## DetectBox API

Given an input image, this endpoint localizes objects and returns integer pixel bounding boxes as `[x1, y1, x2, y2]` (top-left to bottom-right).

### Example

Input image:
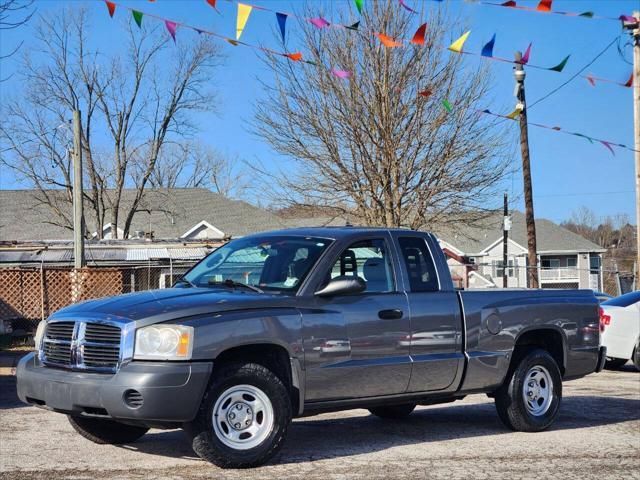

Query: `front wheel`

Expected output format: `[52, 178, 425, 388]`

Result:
[185, 362, 292, 469]
[495, 349, 562, 432]
[67, 416, 148, 444]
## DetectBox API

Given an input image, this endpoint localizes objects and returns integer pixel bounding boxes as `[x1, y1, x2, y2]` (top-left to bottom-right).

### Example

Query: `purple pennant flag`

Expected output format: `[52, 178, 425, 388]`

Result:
[600, 141, 615, 156]
[399, 0, 418, 13]
[619, 14, 638, 23]
[309, 17, 330, 29]
[518, 43, 532, 64]
[165, 20, 177, 42]
[331, 69, 351, 79]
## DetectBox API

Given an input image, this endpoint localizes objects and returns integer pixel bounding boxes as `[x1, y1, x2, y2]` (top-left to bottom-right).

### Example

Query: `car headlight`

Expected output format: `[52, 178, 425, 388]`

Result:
[134, 325, 194, 360]
[34, 320, 46, 350]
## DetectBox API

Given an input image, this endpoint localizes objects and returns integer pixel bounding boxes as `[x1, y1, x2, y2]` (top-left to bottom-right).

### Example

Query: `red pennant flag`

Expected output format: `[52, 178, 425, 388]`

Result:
[410, 23, 427, 45]
[501, 1, 516, 6]
[418, 89, 432, 98]
[375, 33, 402, 48]
[586, 75, 596, 87]
[206, 0, 217, 9]
[284, 52, 303, 61]
[537, 0, 552, 12]
[105, 1, 116, 18]
[624, 73, 633, 87]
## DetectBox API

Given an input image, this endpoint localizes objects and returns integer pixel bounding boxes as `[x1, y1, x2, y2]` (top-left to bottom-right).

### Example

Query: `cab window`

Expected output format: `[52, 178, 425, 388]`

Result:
[328, 239, 394, 293]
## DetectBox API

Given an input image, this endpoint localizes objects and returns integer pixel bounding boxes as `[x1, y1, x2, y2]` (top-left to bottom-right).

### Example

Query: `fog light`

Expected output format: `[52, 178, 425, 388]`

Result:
[123, 389, 143, 409]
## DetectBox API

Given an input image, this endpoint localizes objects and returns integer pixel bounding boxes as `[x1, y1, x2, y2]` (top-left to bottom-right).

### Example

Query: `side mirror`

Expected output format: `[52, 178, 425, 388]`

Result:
[315, 276, 366, 297]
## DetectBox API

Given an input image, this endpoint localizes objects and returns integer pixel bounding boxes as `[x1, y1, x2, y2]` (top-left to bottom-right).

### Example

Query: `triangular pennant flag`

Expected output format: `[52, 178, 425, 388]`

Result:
[331, 69, 351, 79]
[375, 33, 402, 48]
[276, 12, 287, 43]
[346, 21, 360, 31]
[418, 89, 432, 98]
[579, 11, 594, 18]
[410, 23, 427, 45]
[536, 0, 552, 12]
[105, 1, 116, 18]
[132, 10, 143, 28]
[520, 43, 532, 64]
[309, 17, 330, 29]
[305, 60, 319, 66]
[227, 39, 240, 46]
[600, 141, 615, 156]
[481, 34, 496, 57]
[585, 75, 596, 87]
[399, 0, 418, 14]
[501, 1, 516, 6]
[506, 105, 523, 119]
[284, 52, 303, 61]
[552, 126, 561, 131]
[573, 132, 593, 143]
[624, 72, 633, 87]
[547, 54, 570, 72]
[442, 99, 453, 112]
[354, 0, 363, 14]
[448, 31, 470, 53]
[195, 28, 204, 34]
[206, 0, 219, 11]
[236, 3, 252, 40]
[165, 20, 177, 42]
[619, 15, 638, 23]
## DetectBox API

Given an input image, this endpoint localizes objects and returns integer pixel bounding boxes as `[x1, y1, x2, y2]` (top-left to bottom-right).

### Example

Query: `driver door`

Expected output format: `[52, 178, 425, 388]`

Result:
[301, 235, 411, 402]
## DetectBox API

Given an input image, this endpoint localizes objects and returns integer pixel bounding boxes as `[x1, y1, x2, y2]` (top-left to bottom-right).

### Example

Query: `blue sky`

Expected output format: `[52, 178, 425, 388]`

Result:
[0, 0, 637, 224]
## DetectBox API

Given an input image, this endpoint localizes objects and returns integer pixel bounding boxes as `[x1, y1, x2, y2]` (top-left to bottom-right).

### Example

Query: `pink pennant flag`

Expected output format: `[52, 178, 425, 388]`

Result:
[165, 20, 177, 42]
[331, 69, 351, 79]
[399, 0, 418, 14]
[600, 141, 615, 156]
[518, 43, 532, 64]
[585, 75, 596, 87]
[309, 17, 330, 29]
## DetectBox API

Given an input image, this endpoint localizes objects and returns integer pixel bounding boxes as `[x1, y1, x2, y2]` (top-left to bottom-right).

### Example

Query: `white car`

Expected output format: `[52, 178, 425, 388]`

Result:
[600, 291, 640, 370]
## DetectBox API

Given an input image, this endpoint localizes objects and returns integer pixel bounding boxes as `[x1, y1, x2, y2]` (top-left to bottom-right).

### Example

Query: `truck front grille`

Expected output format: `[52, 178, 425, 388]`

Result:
[41, 321, 123, 373]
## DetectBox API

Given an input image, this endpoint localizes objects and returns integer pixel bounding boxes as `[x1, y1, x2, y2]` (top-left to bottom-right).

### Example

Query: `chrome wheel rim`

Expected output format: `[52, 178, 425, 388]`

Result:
[212, 384, 274, 450]
[522, 365, 554, 416]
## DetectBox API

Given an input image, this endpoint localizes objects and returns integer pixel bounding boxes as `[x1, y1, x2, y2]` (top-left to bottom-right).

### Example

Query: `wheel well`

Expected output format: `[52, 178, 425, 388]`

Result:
[213, 344, 298, 412]
[514, 329, 565, 375]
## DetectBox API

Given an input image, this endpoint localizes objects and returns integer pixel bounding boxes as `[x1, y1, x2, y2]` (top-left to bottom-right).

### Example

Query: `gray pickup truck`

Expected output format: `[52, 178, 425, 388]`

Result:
[17, 227, 606, 468]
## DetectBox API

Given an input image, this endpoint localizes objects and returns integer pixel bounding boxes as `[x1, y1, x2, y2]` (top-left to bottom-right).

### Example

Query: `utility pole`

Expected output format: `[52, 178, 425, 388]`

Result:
[622, 12, 640, 285]
[514, 51, 539, 288]
[502, 192, 510, 288]
[72, 110, 85, 269]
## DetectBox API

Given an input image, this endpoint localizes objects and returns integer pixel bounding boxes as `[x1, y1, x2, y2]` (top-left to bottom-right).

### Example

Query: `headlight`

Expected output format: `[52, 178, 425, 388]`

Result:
[34, 321, 46, 350]
[134, 325, 194, 360]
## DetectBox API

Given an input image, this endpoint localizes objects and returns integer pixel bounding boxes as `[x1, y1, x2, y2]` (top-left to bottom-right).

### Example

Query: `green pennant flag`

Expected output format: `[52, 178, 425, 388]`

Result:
[132, 10, 143, 28]
[354, 0, 363, 14]
[578, 11, 594, 18]
[548, 55, 570, 72]
[442, 99, 453, 113]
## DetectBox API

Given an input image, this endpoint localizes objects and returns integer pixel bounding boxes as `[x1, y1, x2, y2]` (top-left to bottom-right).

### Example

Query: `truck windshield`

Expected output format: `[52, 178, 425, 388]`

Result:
[182, 235, 332, 294]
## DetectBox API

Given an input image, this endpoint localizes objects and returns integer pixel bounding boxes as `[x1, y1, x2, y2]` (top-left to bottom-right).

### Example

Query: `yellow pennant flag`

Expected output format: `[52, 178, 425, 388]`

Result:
[506, 104, 524, 120]
[236, 3, 252, 40]
[448, 31, 471, 53]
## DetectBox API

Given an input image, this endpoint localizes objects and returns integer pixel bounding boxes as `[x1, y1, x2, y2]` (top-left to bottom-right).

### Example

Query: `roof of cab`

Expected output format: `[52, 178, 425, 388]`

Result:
[242, 226, 419, 239]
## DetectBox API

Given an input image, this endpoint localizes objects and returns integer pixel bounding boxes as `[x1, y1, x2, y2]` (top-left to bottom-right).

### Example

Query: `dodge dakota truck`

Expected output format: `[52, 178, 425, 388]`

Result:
[16, 227, 607, 468]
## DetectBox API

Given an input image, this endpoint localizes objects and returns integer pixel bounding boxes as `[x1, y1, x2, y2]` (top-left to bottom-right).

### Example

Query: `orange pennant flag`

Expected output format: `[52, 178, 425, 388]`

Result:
[536, 0, 552, 12]
[284, 52, 303, 61]
[375, 33, 402, 48]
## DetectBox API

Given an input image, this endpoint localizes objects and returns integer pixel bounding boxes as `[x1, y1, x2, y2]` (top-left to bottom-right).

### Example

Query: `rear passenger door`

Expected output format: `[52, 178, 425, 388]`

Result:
[392, 234, 464, 392]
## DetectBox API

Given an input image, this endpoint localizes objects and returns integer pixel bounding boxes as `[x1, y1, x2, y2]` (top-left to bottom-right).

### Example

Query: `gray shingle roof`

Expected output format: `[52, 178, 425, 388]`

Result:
[435, 211, 605, 255]
[0, 188, 286, 242]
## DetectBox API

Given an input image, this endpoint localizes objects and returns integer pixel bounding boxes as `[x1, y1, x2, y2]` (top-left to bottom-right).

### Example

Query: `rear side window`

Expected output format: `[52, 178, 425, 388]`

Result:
[398, 237, 439, 292]
[602, 291, 640, 308]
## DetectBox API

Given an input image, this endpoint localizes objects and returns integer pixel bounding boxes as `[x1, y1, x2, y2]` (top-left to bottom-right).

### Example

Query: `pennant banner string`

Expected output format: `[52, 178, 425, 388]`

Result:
[478, 0, 632, 22]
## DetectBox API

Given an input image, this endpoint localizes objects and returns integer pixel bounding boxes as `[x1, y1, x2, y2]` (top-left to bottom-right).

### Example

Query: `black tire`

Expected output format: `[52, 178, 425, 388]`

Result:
[368, 403, 416, 419]
[633, 343, 640, 372]
[495, 348, 562, 432]
[604, 357, 628, 370]
[67, 416, 149, 444]
[185, 362, 292, 469]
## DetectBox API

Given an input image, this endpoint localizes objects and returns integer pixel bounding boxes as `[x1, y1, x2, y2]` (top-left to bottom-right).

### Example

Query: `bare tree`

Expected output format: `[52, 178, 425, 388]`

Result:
[144, 141, 248, 199]
[0, 0, 34, 67]
[1, 7, 223, 238]
[253, 1, 510, 230]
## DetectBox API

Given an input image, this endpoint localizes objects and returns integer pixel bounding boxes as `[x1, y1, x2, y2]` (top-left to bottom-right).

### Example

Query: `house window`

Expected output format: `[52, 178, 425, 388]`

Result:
[567, 257, 577, 268]
[589, 256, 601, 274]
[541, 258, 560, 269]
[493, 259, 514, 278]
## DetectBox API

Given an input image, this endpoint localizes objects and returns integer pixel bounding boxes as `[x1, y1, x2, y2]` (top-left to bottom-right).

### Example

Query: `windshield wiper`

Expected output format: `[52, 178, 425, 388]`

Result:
[208, 278, 264, 294]
[174, 277, 196, 288]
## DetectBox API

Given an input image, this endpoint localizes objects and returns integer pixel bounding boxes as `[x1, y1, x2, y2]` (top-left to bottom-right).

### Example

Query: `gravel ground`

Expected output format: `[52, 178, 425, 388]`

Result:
[1, 362, 638, 480]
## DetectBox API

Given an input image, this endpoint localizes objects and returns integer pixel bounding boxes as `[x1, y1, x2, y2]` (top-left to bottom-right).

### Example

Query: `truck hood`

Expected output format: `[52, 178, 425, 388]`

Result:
[49, 287, 294, 326]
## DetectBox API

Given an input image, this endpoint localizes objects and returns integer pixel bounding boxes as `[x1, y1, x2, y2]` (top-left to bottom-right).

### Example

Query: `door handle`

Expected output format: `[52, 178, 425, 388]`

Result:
[378, 309, 403, 320]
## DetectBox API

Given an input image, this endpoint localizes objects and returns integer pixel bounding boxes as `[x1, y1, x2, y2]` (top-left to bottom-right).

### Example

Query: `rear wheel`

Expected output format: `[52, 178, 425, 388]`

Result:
[495, 349, 562, 432]
[185, 362, 292, 469]
[604, 357, 628, 370]
[67, 416, 148, 444]
[633, 343, 640, 371]
[368, 403, 416, 419]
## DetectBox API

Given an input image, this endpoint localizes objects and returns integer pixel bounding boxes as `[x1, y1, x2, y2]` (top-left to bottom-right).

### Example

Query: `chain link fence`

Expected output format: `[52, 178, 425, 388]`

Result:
[0, 263, 198, 333]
